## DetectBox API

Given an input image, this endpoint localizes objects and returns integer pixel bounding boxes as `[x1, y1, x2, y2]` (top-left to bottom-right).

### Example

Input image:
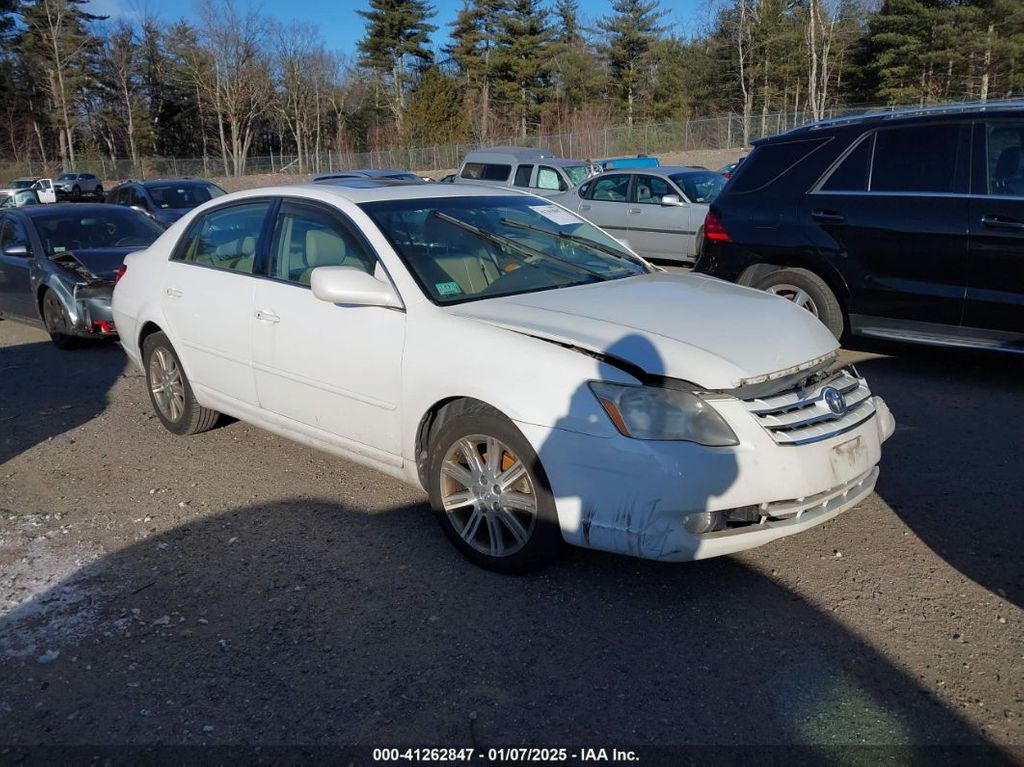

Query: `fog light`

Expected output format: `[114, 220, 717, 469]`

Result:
[683, 510, 724, 535]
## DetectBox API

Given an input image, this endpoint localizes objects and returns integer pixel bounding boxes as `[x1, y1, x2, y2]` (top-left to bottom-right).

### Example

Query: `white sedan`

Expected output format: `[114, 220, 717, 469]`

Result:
[112, 183, 895, 573]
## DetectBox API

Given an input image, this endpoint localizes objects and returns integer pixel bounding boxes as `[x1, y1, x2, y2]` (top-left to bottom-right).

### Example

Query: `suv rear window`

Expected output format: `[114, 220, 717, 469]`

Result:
[461, 163, 512, 182]
[729, 138, 829, 193]
[870, 124, 961, 193]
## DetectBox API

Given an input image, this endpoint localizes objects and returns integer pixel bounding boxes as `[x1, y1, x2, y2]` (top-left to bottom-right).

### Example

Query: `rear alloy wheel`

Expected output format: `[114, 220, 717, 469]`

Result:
[143, 331, 220, 435]
[427, 403, 562, 573]
[41, 288, 80, 349]
[757, 267, 844, 339]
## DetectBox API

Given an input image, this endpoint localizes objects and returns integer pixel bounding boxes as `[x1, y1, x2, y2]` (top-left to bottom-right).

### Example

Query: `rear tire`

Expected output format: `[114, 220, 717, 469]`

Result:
[41, 288, 80, 350]
[142, 331, 220, 435]
[756, 267, 844, 339]
[94, 184, 103, 198]
[426, 401, 562, 574]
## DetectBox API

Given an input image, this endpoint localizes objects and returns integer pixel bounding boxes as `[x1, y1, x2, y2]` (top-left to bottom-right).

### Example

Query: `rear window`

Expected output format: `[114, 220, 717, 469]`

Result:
[870, 124, 962, 193]
[461, 163, 512, 182]
[729, 138, 829, 193]
[513, 165, 533, 187]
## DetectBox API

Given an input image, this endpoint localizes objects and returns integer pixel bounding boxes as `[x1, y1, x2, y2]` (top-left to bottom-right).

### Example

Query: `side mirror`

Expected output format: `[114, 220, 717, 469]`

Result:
[311, 266, 403, 309]
[661, 194, 686, 207]
[3, 243, 29, 257]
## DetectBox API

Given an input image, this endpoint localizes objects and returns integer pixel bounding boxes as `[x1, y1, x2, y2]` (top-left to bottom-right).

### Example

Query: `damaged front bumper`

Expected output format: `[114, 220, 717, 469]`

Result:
[517, 395, 895, 562]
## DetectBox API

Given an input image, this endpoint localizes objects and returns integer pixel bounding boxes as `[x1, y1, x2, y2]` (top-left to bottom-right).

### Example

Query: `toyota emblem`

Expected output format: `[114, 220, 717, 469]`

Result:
[822, 386, 847, 416]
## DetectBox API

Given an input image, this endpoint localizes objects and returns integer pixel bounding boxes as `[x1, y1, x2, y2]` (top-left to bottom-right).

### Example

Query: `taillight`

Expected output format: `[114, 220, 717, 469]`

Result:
[703, 210, 731, 242]
[114, 264, 127, 283]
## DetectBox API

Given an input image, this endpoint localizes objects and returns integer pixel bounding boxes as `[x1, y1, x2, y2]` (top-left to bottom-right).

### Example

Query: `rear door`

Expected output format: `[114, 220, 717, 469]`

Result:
[160, 199, 273, 408]
[803, 122, 971, 328]
[627, 174, 694, 261]
[0, 215, 36, 320]
[577, 174, 632, 245]
[963, 119, 1024, 340]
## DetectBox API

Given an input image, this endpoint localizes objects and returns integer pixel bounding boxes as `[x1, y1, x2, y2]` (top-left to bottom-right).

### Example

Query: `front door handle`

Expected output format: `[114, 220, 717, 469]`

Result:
[579, 204, 591, 212]
[811, 209, 845, 224]
[627, 208, 641, 215]
[165, 287, 183, 298]
[981, 215, 1024, 231]
[255, 310, 280, 324]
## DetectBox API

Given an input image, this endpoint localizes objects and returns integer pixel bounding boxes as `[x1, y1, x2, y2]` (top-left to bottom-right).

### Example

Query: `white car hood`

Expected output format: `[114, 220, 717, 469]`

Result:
[445, 272, 839, 389]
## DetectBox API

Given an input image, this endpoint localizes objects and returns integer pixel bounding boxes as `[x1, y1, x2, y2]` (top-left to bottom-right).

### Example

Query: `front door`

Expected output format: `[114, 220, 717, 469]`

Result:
[160, 199, 272, 408]
[32, 180, 55, 204]
[627, 174, 694, 261]
[577, 174, 633, 249]
[251, 200, 405, 460]
[802, 122, 971, 327]
[963, 119, 1024, 341]
[0, 216, 36, 320]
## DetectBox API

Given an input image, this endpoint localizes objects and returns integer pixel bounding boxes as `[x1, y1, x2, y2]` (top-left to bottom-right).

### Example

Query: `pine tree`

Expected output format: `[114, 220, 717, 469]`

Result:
[493, 0, 554, 138]
[447, 0, 507, 139]
[405, 65, 470, 145]
[597, 0, 667, 126]
[357, 0, 437, 135]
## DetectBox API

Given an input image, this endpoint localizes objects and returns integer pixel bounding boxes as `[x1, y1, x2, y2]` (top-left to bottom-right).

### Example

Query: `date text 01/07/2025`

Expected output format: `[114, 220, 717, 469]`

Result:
[372, 747, 640, 762]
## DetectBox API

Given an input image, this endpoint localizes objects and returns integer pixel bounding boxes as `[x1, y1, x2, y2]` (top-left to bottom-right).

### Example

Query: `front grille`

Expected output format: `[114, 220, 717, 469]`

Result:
[742, 368, 875, 445]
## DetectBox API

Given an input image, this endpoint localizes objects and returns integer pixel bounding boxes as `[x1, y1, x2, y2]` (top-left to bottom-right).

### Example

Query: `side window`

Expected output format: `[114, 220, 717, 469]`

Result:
[175, 201, 270, 274]
[871, 124, 962, 193]
[730, 138, 829, 193]
[987, 122, 1024, 196]
[269, 202, 375, 285]
[578, 180, 593, 198]
[0, 218, 29, 253]
[634, 175, 673, 204]
[589, 175, 631, 202]
[461, 162, 512, 182]
[820, 133, 874, 192]
[130, 187, 147, 209]
[535, 166, 565, 191]
[513, 164, 534, 187]
[116, 187, 131, 205]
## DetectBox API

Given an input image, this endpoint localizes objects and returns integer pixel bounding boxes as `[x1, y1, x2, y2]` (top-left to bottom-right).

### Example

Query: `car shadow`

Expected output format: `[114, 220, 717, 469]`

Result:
[0, 333, 126, 465]
[0, 496, 1007, 756]
[850, 340, 1024, 609]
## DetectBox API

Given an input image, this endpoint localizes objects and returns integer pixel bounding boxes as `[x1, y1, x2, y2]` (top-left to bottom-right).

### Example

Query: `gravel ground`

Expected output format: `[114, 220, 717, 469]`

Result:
[0, 319, 1021, 754]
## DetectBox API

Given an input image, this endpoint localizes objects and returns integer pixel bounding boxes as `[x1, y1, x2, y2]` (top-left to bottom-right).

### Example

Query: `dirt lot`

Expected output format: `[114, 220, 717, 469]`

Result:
[0, 318, 1021, 753]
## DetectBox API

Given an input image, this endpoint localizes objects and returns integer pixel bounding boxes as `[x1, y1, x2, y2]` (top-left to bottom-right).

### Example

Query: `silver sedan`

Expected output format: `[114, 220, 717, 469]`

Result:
[550, 167, 726, 263]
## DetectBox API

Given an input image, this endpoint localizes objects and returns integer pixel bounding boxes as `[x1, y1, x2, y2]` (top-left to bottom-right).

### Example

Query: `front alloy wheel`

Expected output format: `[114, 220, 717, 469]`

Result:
[427, 401, 562, 573]
[440, 435, 537, 559]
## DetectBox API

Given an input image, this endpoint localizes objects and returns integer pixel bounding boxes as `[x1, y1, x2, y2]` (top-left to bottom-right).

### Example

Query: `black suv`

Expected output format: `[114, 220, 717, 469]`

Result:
[694, 102, 1024, 352]
[105, 178, 225, 227]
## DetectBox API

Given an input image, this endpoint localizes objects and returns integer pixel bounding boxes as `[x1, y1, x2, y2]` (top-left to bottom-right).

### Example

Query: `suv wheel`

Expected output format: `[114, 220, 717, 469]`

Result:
[757, 267, 844, 339]
[71, 184, 81, 197]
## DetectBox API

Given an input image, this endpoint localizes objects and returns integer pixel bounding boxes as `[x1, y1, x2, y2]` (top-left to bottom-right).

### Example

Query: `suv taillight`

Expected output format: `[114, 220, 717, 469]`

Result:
[114, 264, 127, 283]
[704, 210, 731, 243]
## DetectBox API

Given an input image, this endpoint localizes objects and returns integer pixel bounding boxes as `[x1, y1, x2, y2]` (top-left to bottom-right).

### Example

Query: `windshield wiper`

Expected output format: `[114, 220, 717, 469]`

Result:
[498, 217, 648, 272]
[432, 212, 607, 280]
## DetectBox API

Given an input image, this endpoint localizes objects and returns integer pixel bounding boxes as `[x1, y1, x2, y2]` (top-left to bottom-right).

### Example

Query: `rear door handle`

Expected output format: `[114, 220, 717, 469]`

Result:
[165, 287, 183, 298]
[255, 310, 280, 324]
[811, 209, 845, 224]
[981, 215, 1024, 231]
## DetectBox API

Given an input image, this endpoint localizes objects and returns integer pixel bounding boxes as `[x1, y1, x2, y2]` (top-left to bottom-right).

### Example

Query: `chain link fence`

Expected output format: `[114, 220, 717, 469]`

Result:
[0, 104, 902, 182]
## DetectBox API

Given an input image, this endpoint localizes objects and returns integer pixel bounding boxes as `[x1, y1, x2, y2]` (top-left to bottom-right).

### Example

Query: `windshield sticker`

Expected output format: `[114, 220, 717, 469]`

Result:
[529, 205, 583, 226]
[435, 281, 463, 297]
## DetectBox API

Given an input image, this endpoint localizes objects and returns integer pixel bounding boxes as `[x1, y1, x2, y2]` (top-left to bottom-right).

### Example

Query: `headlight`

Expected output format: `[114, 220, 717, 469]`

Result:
[589, 382, 738, 446]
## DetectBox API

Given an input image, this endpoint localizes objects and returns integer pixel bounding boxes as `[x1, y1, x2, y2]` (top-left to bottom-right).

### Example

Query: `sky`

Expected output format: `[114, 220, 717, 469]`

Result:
[95, 0, 715, 58]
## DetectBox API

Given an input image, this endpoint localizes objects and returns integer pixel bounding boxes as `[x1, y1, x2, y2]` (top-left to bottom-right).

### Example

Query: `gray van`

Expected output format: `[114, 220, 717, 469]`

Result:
[455, 147, 597, 197]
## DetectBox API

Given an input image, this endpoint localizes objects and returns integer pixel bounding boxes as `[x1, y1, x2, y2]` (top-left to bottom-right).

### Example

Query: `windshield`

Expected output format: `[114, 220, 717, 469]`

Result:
[34, 209, 165, 255]
[670, 172, 726, 204]
[563, 166, 593, 187]
[57, 174, 76, 181]
[360, 195, 651, 305]
[147, 182, 225, 210]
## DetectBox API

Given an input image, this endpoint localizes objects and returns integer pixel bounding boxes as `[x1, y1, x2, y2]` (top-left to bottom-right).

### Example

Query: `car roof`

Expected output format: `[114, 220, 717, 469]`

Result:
[775, 99, 1024, 141]
[596, 166, 714, 178]
[13, 202, 127, 218]
[210, 182, 534, 206]
[315, 169, 416, 180]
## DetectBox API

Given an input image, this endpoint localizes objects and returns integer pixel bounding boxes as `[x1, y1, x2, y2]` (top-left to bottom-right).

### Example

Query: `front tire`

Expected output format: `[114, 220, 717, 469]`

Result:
[756, 267, 844, 339]
[41, 288, 80, 349]
[142, 331, 220, 435]
[426, 401, 562, 574]
[94, 184, 103, 198]
[71, 185, 81, 198]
